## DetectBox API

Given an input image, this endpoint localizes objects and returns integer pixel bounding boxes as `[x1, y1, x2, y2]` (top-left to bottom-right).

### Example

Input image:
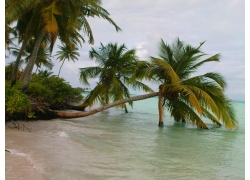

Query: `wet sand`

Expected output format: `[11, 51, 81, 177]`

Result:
[5, 121, 49, 180]
[5, 120, 85, 180]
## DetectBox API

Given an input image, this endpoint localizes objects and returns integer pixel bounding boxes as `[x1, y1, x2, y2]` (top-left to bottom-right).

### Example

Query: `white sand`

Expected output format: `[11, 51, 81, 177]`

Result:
[5, 121, 47, 180]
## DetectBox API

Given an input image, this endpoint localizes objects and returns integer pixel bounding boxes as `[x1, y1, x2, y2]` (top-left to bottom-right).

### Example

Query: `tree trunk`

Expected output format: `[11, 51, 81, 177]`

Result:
[20, 30, 45, 93]
[124, 105, 128, 113]
[10, 38, 28, 87]
[40, 92, 159, 119]
[158, 87, 164, 127]
[58, 59, 65, 77]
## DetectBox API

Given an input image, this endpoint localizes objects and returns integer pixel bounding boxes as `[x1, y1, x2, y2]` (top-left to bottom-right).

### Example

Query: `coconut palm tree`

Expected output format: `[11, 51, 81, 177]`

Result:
[54, 44, 80, 77]
[144, 38, 238, 129]
[79, 42, 154, 112]
[10, 38, 54, 73]
[6, 0, 121, 91]
[8, 11, 36, 87]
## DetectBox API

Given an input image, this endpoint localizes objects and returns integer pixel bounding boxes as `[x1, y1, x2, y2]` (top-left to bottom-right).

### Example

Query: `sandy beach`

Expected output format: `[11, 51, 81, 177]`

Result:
[5, 121, 50, 180]
[5, 120, 86, 180]
[5, 149, 44, 180]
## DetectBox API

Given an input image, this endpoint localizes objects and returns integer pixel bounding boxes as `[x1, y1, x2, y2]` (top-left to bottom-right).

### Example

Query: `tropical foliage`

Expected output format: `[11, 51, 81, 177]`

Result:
[27, 73, 83, 109]
[54, 43, 80, 77]
[142, 38, 238, 129]
[5, 61, 23, 81]
[9, 39, 53, 73]
[79, 42, 153, 112]
[5, 1, 237, 130]
[6, 0, 121, 91]
[5, 82, 30, 116]
[5, 70, 84, 121]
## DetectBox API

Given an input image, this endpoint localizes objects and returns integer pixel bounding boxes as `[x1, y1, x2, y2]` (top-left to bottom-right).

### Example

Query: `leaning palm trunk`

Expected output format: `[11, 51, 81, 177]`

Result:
[10, 38, 29, 87]
[40, 92, 159, 119]
[20, 30, 45, 92]
[158, 88, 164, 127]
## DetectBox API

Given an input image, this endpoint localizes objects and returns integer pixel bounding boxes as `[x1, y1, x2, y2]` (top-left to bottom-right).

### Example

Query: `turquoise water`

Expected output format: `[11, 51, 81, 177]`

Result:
[59, 96, 245, 179]
[6, 96, 245, 179]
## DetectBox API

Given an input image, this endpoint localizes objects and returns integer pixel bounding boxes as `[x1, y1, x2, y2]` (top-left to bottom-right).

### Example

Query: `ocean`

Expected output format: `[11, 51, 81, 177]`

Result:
[5, 96, 245, 180]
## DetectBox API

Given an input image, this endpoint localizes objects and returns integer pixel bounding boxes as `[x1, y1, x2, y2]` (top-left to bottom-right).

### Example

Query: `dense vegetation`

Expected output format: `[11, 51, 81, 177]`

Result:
[5, 0, 121, 120]
[5, 70, 84, 121]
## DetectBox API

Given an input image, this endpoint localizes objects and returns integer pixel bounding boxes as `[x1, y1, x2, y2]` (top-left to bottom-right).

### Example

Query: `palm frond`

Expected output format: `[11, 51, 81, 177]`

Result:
[191, 54, 220, 70]
[150, 57, 180, 83]
[161, 84, 203, 115]
[79, 67, 102, 85]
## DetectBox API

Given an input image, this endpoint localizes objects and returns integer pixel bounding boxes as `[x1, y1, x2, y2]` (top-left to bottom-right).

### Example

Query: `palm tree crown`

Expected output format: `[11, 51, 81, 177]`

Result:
[79, 42, 153, 110]
[54, 44, 80, 77]
[146, 38, 238, 129]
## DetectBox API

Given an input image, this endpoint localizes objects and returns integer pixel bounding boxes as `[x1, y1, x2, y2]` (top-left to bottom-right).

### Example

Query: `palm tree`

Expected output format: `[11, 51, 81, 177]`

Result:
[144, 38, 238, 129]
[7, 5, 42, 87]
[79, 42, 153, 112]
[54, 44, 79, 77]
[10, 38, 54, 74]
[20, 38, 238, 130]
[6, 0, 121, 91]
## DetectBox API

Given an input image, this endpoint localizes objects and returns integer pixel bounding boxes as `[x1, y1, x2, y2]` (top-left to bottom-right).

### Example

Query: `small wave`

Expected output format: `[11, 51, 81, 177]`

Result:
[57, 131, 69, 138]
[7, 149, 45, 174]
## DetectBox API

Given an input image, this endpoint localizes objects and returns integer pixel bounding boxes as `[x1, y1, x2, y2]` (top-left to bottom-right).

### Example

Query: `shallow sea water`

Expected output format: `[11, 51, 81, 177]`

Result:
[5, 97, 245, 180]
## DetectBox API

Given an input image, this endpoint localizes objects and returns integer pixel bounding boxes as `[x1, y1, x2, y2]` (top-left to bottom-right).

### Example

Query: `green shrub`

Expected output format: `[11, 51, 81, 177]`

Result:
[5, 73, 84, 120]
[28, 74, 83, 108]
[26, 81, 53, 106]
[5, 82, 30, 115]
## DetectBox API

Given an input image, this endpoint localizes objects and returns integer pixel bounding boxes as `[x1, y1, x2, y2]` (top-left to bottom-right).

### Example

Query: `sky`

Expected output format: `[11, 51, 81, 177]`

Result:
[4, 0, 245, 101]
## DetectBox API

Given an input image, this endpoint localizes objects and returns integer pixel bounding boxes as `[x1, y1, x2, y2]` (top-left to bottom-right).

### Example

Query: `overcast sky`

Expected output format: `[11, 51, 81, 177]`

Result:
[5, 0, 246, 101]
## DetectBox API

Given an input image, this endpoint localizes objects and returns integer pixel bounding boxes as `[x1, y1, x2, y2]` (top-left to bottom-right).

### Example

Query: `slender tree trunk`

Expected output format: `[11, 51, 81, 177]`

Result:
[41, 92, 159, 119]
[58, 59, 65, 77]
[21, 30, 45, 93]
[158, 87, 164, 127]
[10, 38, 28, 87]
[124, 104, 128, 113]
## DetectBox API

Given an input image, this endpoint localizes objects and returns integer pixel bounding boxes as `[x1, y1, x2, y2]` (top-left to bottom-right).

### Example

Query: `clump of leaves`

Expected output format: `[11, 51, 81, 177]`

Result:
[5, 82, 30, 115]
[27, 74, 84, 109]
[5, 72, 84, 120]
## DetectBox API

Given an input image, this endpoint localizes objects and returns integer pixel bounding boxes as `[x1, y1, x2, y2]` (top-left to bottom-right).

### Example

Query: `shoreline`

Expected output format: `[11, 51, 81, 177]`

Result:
[5, 119, 94, 180]
[5, 121, 46, 180]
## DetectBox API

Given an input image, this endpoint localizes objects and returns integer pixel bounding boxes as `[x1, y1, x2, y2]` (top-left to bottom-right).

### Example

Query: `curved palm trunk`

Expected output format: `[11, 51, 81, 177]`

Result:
[41, 92, 159, 119]
[58, 59, 65, 77]
[158, 89, 164, 127]
[21, 30, 45, 93]
[10, 38, 28, 87]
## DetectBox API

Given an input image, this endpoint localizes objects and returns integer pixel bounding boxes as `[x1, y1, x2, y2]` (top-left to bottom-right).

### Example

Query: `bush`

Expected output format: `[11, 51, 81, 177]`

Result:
[28, 74, 84, 109]
[26, 81, 53, 106]
[5, 72, 84, 120]
[5, 82, 30, 116]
